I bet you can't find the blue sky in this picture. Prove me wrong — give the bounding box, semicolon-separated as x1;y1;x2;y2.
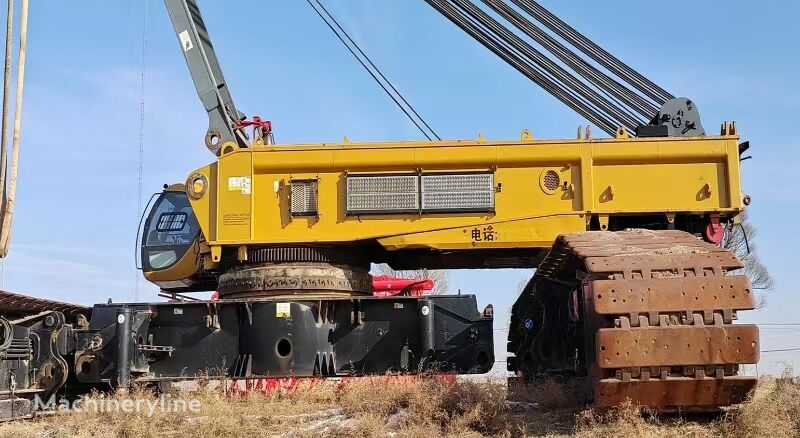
1;1;798;375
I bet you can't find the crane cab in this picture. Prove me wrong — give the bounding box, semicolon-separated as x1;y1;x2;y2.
139;188;205;291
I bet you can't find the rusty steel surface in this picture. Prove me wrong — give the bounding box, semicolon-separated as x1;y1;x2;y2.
217;263;372;298
564;231;725;256
597;325;760;368
526;229;760;410
584;252;743;276
0;290;89;321
534;231;741;282
594;376;758;409
593;275;755;314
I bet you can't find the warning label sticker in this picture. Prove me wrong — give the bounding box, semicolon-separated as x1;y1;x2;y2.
222;212;249;226
227;176;251;195
276;302;291;318
178;30;193;52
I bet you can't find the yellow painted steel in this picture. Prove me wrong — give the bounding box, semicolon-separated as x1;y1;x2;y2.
185;133;745;255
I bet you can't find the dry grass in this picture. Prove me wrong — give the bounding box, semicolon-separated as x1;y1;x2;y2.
0;375;798;437
572;374;800;438
720;376;800;437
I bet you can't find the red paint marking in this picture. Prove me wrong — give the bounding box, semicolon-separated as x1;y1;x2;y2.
227;375;456;396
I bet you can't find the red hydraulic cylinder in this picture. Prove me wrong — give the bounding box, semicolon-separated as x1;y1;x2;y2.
372;275;435;297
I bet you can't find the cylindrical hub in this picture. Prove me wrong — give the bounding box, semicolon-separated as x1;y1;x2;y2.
419;299;435;358
217;263;372;299
115;307;133;390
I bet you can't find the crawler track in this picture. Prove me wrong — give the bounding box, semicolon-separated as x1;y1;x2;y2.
0;290;89;321
509;230;759;410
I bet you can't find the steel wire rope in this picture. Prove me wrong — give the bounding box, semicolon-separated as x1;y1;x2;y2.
307;0;440;140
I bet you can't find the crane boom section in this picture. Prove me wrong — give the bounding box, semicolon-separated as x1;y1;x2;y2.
164;0;247;153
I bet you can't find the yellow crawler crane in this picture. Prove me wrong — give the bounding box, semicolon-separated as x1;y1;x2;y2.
141;123;756;410
0;0;759;422
134;0;758;411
